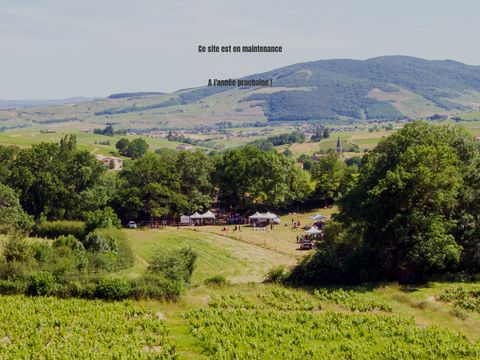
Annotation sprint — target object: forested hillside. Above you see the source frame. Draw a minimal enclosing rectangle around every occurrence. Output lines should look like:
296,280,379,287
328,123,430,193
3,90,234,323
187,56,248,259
3,56,480,130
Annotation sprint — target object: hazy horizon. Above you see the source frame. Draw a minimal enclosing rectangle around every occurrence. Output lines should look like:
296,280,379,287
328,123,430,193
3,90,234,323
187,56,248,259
2,0,480,99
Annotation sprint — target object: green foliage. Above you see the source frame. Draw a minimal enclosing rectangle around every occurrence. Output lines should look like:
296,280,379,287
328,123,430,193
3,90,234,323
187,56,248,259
27,271,55,296
249,131,306,149
313,288,392,312
257,288,320,311
214,145,313,212
83,206,121,231
129,274,182,301
294,121,480,284
95,277,131,300
0,295,177,358
84,230,117,252
148,247,197,286
438,285,480,313
309,152,356,201
0,183,33,233
33,220,87,240
186,291,480,359
3,135,105,220
2,236,32,263
53,235,85,252
116,138,149,158
115,151,214,221
263,265,287,283
204,275,229,287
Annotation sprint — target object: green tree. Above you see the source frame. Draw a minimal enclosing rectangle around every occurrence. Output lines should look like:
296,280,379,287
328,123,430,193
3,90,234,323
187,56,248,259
115,138,130,155
0,184,33,233
214,146,313,212
125,138,149,158
6,137,105,220
338,122,475,282
310,152,349,201
114,153,187,222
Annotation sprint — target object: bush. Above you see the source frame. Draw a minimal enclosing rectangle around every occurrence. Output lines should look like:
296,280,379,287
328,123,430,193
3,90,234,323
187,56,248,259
84,228,134,271
129,274,182,301
32,242,52,263
95,277,131,300
83,207,121,232
263,266,287,284
83,229,117,252
53,235,85,252
204,275,229,287
27,271,55,296
148,248,197,285
0,279,26,294
33,221,87,240
3,236,33,263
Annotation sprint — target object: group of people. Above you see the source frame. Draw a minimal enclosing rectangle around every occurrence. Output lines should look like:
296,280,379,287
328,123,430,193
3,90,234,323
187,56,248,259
291,219,301,229
252,222,275,231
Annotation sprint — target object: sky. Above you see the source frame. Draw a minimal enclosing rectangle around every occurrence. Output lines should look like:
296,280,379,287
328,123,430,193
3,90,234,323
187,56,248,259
1,0,480,99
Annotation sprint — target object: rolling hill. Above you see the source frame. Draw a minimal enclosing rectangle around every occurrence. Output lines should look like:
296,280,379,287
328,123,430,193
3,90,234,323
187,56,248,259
2,56,480,131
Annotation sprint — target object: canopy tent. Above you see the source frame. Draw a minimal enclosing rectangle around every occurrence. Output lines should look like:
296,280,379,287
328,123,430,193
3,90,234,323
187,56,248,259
180,215,190,225
189,212,203,219
310,214,326,221
305,226,322,235
248,212,263,220
201,210,216,219
187,210,216,225
249,212,281,225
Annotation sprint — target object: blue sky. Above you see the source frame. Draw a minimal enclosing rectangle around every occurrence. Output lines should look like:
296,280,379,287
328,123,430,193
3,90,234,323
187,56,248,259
1,0,479,99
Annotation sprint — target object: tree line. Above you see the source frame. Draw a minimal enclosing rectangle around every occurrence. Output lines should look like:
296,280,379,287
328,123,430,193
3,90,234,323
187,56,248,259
290,121,480,284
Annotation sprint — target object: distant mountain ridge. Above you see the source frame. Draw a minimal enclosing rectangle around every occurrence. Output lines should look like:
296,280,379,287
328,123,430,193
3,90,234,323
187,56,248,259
0,97,93,109
2,56,480,130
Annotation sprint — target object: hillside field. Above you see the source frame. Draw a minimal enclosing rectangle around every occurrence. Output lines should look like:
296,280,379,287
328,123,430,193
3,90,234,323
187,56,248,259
2,213,480,358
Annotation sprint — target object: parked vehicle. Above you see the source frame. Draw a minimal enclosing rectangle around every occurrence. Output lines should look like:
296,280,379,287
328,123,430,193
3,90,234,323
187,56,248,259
127,221,137,229
299,240,313,250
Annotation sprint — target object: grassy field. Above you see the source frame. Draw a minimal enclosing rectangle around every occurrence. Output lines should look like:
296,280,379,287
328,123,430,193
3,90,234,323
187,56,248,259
120,228,297,284
3,217,480,358
0,130,207,155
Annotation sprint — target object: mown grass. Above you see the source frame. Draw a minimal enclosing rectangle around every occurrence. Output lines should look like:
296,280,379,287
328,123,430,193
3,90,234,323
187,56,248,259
119,228,296,284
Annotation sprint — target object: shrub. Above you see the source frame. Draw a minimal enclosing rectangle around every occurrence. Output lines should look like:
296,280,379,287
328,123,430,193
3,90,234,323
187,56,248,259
27,271,55,296
148,248,197,285
53,235,85,252
3,236,33,263
84,229,117,252
32,242,52,263
84,228,134,271
83,207,121,232
95,277,131,300
102,228,134,269
263,266,287,284
129,274,182,301
33,221,87,240
204,275,229,287
0,279,26,294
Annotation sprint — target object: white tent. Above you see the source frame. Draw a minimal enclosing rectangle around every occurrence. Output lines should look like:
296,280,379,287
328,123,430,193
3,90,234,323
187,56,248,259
180,215,190,225
201,210,216,219
305,226,322,235
249,212,280,224
249,212,263,220
310,214,326,220
264,212,278,220
189,212,202,219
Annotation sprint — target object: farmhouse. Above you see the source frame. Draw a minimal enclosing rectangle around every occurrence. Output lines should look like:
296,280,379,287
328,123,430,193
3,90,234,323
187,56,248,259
95,154,123,170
